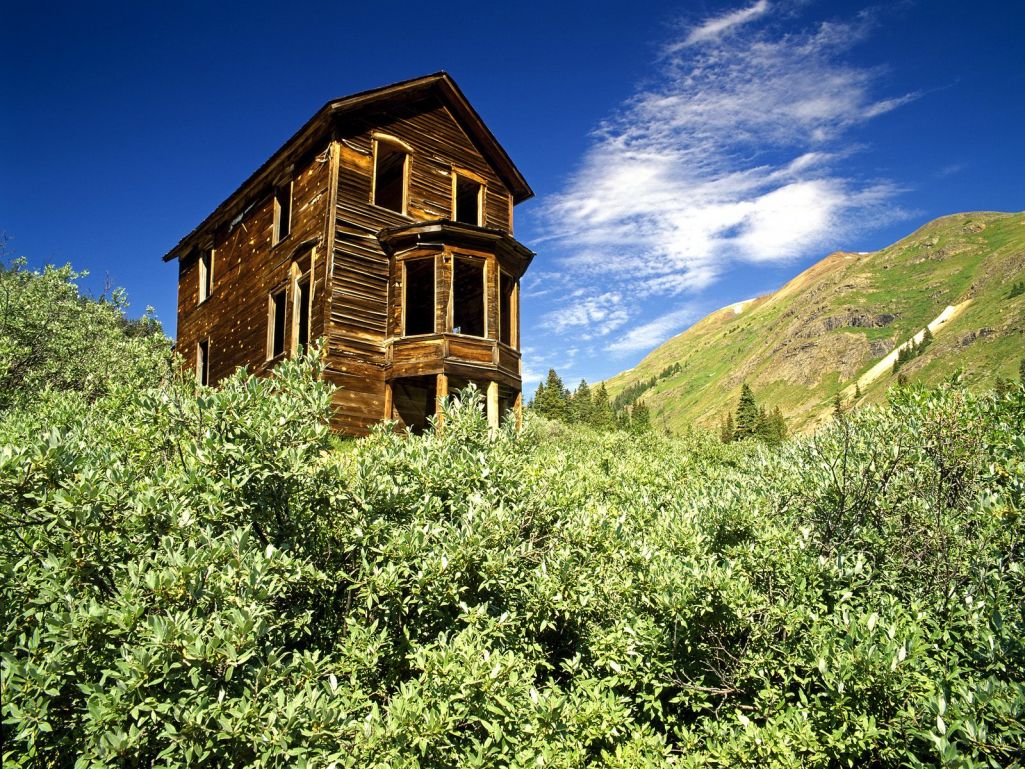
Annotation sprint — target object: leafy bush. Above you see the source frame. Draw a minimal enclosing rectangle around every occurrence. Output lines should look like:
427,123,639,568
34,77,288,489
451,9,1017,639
0,258,170,411
2,273,1024,767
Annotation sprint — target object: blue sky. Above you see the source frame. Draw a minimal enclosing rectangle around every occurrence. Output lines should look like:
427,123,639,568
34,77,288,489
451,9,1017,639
3,1,1023,392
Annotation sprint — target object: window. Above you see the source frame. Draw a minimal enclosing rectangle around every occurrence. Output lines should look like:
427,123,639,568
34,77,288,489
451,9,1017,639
453,173,482,225
198,248,214,303
268,290,286,359
293,273,311,351
273,183,292,244
499,271,515,346
403,258,435,335
452,257,485,337
197,339,210,385
373,140,409,213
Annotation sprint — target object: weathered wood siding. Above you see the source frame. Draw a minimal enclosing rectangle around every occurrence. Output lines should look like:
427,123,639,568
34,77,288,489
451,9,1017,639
175,147,331,386
326,97,514,434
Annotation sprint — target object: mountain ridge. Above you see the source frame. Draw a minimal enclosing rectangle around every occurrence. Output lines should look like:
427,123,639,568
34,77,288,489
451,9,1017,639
604,211,1025,433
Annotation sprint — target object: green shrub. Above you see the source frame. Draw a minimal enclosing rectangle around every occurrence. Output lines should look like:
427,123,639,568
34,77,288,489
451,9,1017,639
2,270,1023,767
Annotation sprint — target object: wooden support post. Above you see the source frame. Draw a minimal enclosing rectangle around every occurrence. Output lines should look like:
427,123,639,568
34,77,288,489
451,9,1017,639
383,382,393,420
435,373,448,426
487,380,500,432
514,391,523,431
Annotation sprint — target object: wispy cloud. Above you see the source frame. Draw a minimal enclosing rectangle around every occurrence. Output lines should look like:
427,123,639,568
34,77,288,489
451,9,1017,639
675,0,770,48
606,307,700,354
539,3,915,356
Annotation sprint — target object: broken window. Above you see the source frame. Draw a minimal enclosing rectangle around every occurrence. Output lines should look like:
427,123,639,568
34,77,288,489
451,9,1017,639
273,183,292,243
197,339,210,385
373,141,408,213
453,173,482,225
499,271,515,346
198,248,214,303
294,274,311,351
404,258,435,335
268,289,286,358
452,257,485,337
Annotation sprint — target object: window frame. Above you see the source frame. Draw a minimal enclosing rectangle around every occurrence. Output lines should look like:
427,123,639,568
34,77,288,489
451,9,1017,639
198,247,214,304
498,269,518,348
197,338,210,386
451,168,486,226
273,181,293,245
401,255,437,337
266,288,287,361
371,133,413,216
290,259,313,354
449,254,487,338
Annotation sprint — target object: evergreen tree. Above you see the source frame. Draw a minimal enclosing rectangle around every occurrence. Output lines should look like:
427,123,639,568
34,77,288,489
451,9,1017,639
765,406,787,444
532,369,569,421
569,379,593,424
530,381,545,409
720,412,735,444
734,383,760,440
631,401,652,434
591,383,614,431
832,392,846,420
1019,356,1025,384
854,382,862,399
922,325,934,346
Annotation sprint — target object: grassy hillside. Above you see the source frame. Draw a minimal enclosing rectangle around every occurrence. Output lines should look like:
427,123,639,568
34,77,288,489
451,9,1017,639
605,211,1025,433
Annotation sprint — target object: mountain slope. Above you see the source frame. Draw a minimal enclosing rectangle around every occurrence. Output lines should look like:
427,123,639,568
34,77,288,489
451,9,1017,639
604,211,1025,433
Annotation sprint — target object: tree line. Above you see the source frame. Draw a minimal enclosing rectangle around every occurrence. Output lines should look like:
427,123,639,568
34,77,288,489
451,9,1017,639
529,369,652,433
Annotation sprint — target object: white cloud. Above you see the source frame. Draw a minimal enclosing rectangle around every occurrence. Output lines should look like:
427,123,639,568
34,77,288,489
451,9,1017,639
676,0,770,48
606,307,699,355
539,3,915,357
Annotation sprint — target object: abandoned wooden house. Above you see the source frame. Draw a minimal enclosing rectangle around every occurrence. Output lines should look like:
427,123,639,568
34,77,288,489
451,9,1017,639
162,73,534,434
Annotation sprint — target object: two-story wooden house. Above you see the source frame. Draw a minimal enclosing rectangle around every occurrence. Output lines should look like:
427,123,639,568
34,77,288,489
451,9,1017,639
162,73,534,434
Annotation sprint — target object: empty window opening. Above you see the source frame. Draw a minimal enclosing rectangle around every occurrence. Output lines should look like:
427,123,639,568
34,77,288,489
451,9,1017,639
454,174,482,225
197,339,210,386
198,249,214,303
452,258,485,337
499,272,515,346
268,290,286,358
294,276,311,351
274,183,292,243
374,142,408,213
404,258,435,335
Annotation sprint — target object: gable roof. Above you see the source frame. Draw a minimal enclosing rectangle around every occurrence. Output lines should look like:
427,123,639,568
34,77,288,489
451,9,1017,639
161,72,533,262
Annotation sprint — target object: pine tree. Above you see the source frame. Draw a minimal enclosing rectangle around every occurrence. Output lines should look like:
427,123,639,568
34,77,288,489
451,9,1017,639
734,383,760,440
767,406,787,443
530,381,545,409
720,412,735,444
854,382,862,399
532,369,569,421
631,401,652,434
832,392,845,420
590,383,614,431
570,379,593,424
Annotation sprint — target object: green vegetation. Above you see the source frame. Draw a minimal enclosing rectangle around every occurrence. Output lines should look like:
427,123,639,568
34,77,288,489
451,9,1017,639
605,212,1025,434
531,368,650,434
3,264,1025,767
720,383,786,444
0,258,169,411
893,326,934,374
